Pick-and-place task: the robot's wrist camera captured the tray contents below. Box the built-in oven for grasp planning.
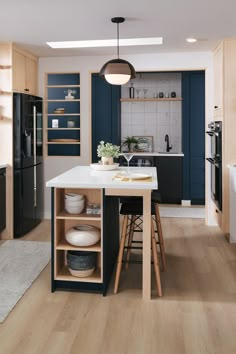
[206,121,222,210]
[206,121,222,159]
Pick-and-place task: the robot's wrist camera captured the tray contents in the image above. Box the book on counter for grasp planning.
[86,203,101,215]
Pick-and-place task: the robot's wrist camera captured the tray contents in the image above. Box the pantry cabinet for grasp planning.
[213,41,223,118]
[213,39,236,233]
[12,47,38,95]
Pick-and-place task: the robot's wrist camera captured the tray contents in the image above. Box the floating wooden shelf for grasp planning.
[47,128,80,131]
[46,84,80,88]
[120,97,182,102]
[47,113,80,116]
[0,90,12,95]
[47,141,81,145]
[0,65,11,69]
[46,99,80,102]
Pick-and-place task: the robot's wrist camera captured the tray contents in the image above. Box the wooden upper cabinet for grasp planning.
[12,48,38,95]
[213,42,223,118]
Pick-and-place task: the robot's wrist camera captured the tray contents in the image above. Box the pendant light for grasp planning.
[99,17,136,85]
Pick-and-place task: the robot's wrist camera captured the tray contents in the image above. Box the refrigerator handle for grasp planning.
[34,165,37,207]
[33,106,37,207]
[33,106,36,165]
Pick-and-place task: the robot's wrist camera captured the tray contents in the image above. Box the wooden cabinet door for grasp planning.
[25,56,37,95]
[12,50,26,93]
[213,42,223,118]
[12,49,37,94]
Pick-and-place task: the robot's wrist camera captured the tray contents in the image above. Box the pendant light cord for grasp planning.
[117,22,120,58]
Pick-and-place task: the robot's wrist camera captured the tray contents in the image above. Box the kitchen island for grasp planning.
[46,165,157,300]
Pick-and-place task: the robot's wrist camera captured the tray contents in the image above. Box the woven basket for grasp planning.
[67,250,96,270]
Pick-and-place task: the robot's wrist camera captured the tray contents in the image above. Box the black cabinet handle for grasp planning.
[214,105,218,109]
[24,88,29,92]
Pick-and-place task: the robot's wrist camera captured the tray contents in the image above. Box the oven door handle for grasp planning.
[206,157,215,164]
[206,131,214,136]
[206,157,220,168]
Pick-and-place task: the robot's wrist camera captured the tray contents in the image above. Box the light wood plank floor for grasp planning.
[1,218,236,354]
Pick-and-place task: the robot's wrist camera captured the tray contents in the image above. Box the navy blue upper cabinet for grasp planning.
[45,73,81,157]
[182,71,205,204]
[91,74,121,163]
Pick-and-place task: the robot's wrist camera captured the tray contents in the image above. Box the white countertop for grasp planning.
[46,166,157,190]
[120,152,184,157]
[0,163,7,169]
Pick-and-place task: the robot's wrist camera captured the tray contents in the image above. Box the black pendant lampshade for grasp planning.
[99,17,136,85]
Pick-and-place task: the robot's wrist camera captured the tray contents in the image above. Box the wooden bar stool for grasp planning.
[113,192,165,296]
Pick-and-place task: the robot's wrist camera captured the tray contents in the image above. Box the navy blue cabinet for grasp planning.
[91,74,121,163]
[182,71,205,204]
[154,157,183,203]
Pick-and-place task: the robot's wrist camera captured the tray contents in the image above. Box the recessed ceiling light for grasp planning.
[186,38,197,43]
[47,37,163,49]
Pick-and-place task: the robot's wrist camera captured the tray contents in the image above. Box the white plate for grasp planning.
[90,163,119,171]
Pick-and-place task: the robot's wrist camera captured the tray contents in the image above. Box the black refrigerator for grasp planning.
[13,93,43,238]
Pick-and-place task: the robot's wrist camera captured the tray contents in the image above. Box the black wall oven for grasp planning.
[206,121,222,210]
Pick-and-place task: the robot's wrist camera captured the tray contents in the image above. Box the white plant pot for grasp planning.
[101,156,114,165]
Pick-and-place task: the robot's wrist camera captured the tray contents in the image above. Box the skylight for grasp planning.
[47,37,163,49]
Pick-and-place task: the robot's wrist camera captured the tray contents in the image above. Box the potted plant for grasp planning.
[122,136,138,152]
[97,141,120,165]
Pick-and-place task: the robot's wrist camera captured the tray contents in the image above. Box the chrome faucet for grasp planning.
[165,134,172,152]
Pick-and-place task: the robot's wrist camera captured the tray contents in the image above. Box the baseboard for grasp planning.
[181,200,191,206]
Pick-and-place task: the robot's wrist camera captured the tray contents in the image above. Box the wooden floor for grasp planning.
[1,218,236,354]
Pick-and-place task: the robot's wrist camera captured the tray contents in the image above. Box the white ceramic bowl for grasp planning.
[68,267,95,277]
[65,199,85,214]
[65,225,100,246]
[65,204,84,214]
[65,198,85,207]
[65,193,84,201]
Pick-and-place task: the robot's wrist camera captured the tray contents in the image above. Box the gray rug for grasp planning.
[0,240,50,323]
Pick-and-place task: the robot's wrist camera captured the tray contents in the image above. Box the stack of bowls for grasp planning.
[67,250,96,277]
[65,193,85,214]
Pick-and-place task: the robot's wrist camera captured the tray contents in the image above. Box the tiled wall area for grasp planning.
[121,73,182,153]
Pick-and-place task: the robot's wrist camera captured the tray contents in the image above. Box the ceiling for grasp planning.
[1,0,236,58]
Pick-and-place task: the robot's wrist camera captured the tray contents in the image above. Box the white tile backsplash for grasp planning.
[121,72,182,153]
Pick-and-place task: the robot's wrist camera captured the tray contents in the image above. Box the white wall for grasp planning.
[38,50,216,225]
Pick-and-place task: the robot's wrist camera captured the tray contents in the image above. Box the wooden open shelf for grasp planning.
[56,239,101,252]
[120,97,182,102]
[56,210,101,220]
[46,99,80,102]
[53,188,103,287]
[47,113,80,116]
[47,128,80,131]
[45,73,81,157]
[55,266,102,283]
[46,84,80,88]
